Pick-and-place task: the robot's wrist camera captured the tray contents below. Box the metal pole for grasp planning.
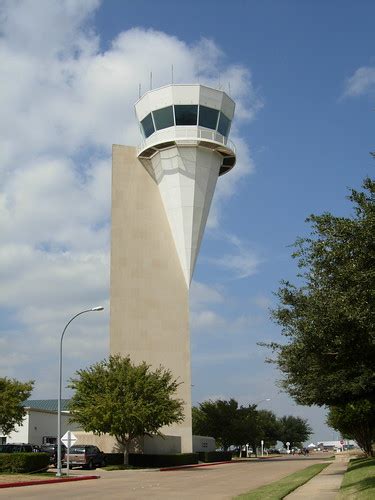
[56,308,103,477]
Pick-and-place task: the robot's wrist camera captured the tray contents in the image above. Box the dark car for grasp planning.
[40,444,66,466]
[62,445,106,469]
[0,443,33,453]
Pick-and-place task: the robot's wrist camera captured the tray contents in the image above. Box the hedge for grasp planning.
[104,453,124,466]
[198,451,232,462]
[129,453,199,468]
[0,453,50,473]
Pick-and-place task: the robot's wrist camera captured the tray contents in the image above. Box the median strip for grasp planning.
[0,475,100,489]
[235,462,330,499]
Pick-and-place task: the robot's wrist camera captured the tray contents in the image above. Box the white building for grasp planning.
[0,400,79,446]
[317,440,357,451]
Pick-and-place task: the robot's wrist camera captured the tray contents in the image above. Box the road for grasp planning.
[1,454,332,499]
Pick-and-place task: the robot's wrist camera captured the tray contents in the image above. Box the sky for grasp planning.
[0,0,374,444]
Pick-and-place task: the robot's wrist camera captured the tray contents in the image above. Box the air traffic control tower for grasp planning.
[110,84,236,453]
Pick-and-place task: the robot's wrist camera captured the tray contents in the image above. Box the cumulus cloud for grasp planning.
[343,65,375,97]
[189,281,224,309]
[0,0,260,395]
[207,233,262,279]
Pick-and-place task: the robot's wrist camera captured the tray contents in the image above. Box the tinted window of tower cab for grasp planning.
[141,113,155,138]
[174,105,198,125]
[199,105,219,130]
[153,106,174,130]
[217,112,231,136]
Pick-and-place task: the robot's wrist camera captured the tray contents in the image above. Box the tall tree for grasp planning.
[257,410,281,449]
[192,399,239,451]
[263,178,375,406]
[68,355,184,463]
[277,415,312,449]
[0,377,33,436]
[231,404,259,454]
[327,400,375,457]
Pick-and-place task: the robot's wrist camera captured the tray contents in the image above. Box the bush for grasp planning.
[129,453,198,468]
[0,453,50,473]
[198,451,232,462]
[104,453,124,466]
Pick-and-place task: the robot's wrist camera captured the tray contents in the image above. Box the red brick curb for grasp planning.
[0,475,99,489]
[160,460,234,471]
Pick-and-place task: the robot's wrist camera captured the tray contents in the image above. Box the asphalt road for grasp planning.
[0,454,332,499]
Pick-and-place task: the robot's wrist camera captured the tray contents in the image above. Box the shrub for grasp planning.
[198,451,232,462]
[0,453,50,473]
[129,453,198,468]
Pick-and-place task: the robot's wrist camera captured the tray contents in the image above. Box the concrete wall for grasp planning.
[110,145,192,453]
[143,435,181,454]
[192,435,216,452]
[73,432,181,455]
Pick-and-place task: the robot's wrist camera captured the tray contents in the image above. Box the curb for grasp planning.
[160,460,234,471]
[0,475,100,489]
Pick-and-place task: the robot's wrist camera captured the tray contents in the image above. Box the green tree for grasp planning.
[231,404,259,455]
[68,355,184,463]
[327,400,375,457]
[264,178,375,406]
[277,415,312,449]
[193,399,273,454]
[257,410,281,449]
[192,399,239,450]
[0,377,33,435]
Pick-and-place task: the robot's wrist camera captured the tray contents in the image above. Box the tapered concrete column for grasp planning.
[110,145,192,452]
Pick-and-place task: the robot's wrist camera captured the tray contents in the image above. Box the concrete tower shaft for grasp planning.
[135,84,236,286]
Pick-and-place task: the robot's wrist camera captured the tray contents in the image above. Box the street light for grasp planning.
[56,306,104,477]
[255,398,271,406]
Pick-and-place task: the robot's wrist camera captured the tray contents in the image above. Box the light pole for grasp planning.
[255,398,271,406]
[56,306,104,477]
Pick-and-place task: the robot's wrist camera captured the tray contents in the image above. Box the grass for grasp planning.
[101,464,141,471]
[235,462,330,499]
[337,457,375,499]
[0,471,58,483]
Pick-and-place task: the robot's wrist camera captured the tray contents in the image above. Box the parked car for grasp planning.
[40,444,66,467]
[268,448,280,454]
[62,445,106,469]
[0,443,34,453]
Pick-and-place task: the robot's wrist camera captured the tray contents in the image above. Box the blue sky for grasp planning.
[0,0,374,443]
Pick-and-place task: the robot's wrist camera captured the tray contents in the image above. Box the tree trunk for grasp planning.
[123,441,131,465]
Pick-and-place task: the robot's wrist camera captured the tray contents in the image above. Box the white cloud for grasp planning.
[189,281,224,309]
[252,294,272,310]
[343,65,375,97]
[207,233,262,279]
[0,0,260,394]
[193,350,258,365]
[191,310,226,330]
[208,136,255,228]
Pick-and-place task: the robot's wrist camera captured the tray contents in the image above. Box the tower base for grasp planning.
[110,145,192,453]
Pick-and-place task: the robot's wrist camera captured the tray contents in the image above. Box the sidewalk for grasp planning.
[285,456,349,499]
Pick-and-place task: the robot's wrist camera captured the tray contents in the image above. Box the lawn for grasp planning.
[235,462,330,500]
[0,472,57,484]
[337,457,375,499]
[102,465,139,471]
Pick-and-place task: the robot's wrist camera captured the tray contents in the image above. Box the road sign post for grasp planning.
[61,431,77,476]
